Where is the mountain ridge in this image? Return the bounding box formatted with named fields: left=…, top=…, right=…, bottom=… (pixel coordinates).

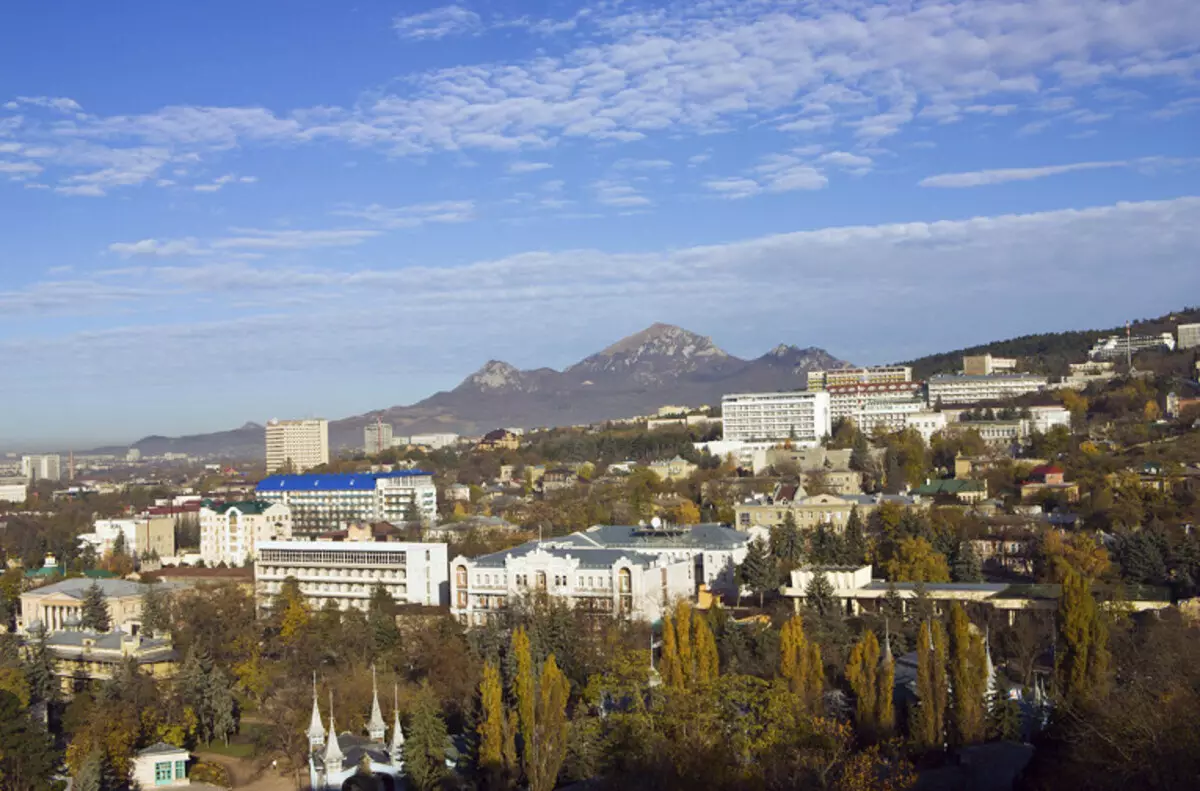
left=112, top=323, right=849, bottom=457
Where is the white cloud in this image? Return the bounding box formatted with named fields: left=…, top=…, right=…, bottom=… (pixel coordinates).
left=508, top=161, right=552, bottom=174
left=1153, top=97, right=1200, bottom=119
left=333, top=200, right=476, bottom=229
left=10, top=96, right=82, bottom=113
left=0, top=160, right=42, bottom=175
left=193, top=173, right=257, bottom=192
left=614, top=158, right=673, bottom=170
left=593, top=180, right=651, bottom=207
left=393, top=6, right=482, bottom=40
left=108, top=238, right=206, bottom=257
left=210, top=228, right=382, bottom=250
left=704, top=177, right=761, bottom=199
left=921, top=160, right=1129, bottom=187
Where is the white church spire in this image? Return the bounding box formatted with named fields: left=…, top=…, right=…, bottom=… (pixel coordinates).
left=984, top=626, right=998, bottom=701
left=323, top=690, right=344, bottom=774
left=390, top=683, right=405, bottom=764
left=367, top=665, right=387, bottom=742
left=307, top=673, right=326, bottom=749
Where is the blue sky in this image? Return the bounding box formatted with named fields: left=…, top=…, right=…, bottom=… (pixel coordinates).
left=1, top=0, right=1199, bottom=448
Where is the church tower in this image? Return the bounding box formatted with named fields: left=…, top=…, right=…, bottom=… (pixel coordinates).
left=307, top=674, right=326, bottom=751
left=367, top=665, right=387, bottom=742
left=390, top=683, right=405, bottom=767
left=323, top=691, right=344, bottom=777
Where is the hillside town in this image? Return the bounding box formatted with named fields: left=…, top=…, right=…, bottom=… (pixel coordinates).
left=0, top=315, right=1199, bottom=791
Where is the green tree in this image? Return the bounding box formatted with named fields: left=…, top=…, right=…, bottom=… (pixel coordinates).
left=770, top=512, right=803, bottom=567
left=368, top=582, right=400, bottom=657
left=737, top=538, right=776, bottom=607
left=140, top=581, right=172, bottom=638
left=884, top=537, right=951, bottom=583
left=1056, top=570, right=1110, bottom=702
left=406, top=681, right=449, bottom=791
left=23, top=631, right=58, bottom=706
left=988, top=695, right=1022, bottom=742
left=0, top=690, right=59, bottom=791
left=178, top=645, right=237, bottom=746
left=80, top=582, right=111, bottom=632
left=111, top=530, right=127, bottom=558
left=947, top=604, right=986, bottom=746
left=804, top=572, right=838, bottom=617
left=844, top=506, right=867, bottom=566
left=951, top=539, right=983, bottom=583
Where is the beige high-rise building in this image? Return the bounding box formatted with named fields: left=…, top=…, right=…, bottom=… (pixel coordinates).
left=265, top=418, right=329, bottom=473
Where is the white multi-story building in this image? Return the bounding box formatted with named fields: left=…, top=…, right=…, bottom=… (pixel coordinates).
left=363, top=422, right=393, bottom=455
left=0, top=477, right=27, bottom=503
left=266, top=419, right=330, bottom=474
left=905, top=411, right=948, bottom=443
left=1028, top=406, right=1071, bottom=433
left=806, top=366, right=912, bottom=390
left=200, top=501, right=293, bottom=567
left=1178, top=323, right=1200, bottom=350
left=451, top=542, right=692, bottom=626
left=21, top=454, right=61, bottom=482
left=256, top=471, right=437, bottom=536
left=962, top=354, right=1018, bottom=375
left=405, top=433, right=459, bottom=449
left=255, top=540, right=449, bottom=610
left=79, top=516, right=176, bottom=559
left=1088, top=332, right=1175, bottom=360
left=1056, top=360, right=1117, bottom=390
left=722, top=391, right=832, bottom=445
left=826, top=382, right=926, bottom=434
left=927, top=374, right=1048, bottom=406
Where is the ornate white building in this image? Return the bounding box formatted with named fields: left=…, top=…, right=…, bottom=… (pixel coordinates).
left=308, top=670, right=405, bottom=791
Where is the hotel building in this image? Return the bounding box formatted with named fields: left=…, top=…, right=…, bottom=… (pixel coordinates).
left=265, top=419, right=330, bottom=474
left=256, top=470, right=438, bottom=535
left=721, top=391, right=832, bottom=445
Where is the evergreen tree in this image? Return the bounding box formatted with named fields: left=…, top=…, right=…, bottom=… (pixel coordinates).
left=0, top=689, right=59, bottom=791
left=140, top=581, right=172, bottom=638
left=846, top=630, right=880, bottom=735
left=737, top=538, right=777, bottom=608
left=112, top=530, right=127, bottom=558
left=179, top=645, right=237, bottom=746
left=804, top=572, right=838, bottom=617
left=947, top=604, right=986, bottom=746
left=770, top=512, right=803, bottom=567
left=988, top=694, right=1022, bottom=742
left=80, top=582, right=111, bottom=632
left=24, top=631, right=58, bottom=706
left=844, top=507, right=867, bottom=566
left=368, top=583, right=400, bottom=657
left=1056, top=570, right=1110, bottom=702
left=406, top=682, right=449, bottom=791
left=882, top=582, right=905, bottom=624
left=527, top=654, right=570, bottom=791
left=659, top=616, right=683, bottom=689
left=951, top=540, right=983, bottom=583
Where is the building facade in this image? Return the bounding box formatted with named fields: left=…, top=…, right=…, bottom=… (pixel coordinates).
left=647, top=456, right=699, bottom=481
left=131, top=743, right=191, bottom=789
left=79, top=516, right=176, bottom=559
left=926, top=374, right=1048, bottom=406
left=905, top=411, right=948, bottom=443
left=255, top=540, right=449, bottom=610
left=722, top=391, right=832, bottom=445
left=308, top=678, right=405, bottom=791
left=18, top=578, right=167, bottom=634
left=1178, top=322, right=1200, bottom=350
left=735, top=492, right=919, bottom=531
left=21, top=454, right=62, bottom=482
left=47, top=630, right=178, bottom=695
left=807, top=366, right=912, bottom=390
left=256, top=471, right=438, bottom=535
left=265, top=419, right=330, bottom=474
left=451, top=542, right=692, bottom=625
left=363, top=422, right=393, bottom=455
left=1088, top=332, right=1175, bottom=360
left=0, top=478, right=27, bottom=503
left=962, top=355, right=1018, bottom=376
left=199, top=501, right=293, bottom=567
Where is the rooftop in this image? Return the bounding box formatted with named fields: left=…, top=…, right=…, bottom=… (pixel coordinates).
left=208, top=499, right=279, bottom=516
left=470, top=541, right=662, bottom=570
left=561, top=522, right=747, bottom=550
left=256, top=470, right=432, bottom=492
left=929, top=373, right=1047, bottom=383
left=23, top=577, right=151, bottom=599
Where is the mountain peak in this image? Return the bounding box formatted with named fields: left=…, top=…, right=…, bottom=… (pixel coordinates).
left=597, top=323, right=728, bottom=359
left=466, top=360, right=523, bottom=390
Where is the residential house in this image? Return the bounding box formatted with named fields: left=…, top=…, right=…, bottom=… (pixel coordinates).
left=1020, top=465, right=1080, bottom=503
left=541, top=467, right=579, bottom=493
left=647, top=456, right=698, bottom=481
left=477, top=429, right=520, bottom=451
left=735, top=492, right=919, bottom=532
left=911, top=478, right=989, bottom=504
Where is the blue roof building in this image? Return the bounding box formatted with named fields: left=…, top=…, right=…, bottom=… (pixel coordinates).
left=256, top=470, right=437, bottom=535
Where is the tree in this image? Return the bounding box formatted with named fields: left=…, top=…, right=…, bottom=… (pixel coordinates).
left=673, top=500, right=701, bottom=525
left=844, top=507, right=867, bottom=566
left=140, top=581, right=172, bottom=638
left=80, top=582, right=111, bottom=632
left=877, top=638, right=896, bottom=738
left=659, top=616, right=682, bottom=689
left=527, top=655, right=570, bottom=791
left=912, top=620, right=948, bottom=752
left=1056, top=570, right=1110, bottom=702
left=947, top=604, right=986, bottom=746
left=884, top=537, right=951, bottom=583
left=477, top=661, right=505, bottom=787
left=779, top=614, right=823, bottom=712
left=846, top=630, right=880, bottom=735
left=23, top=631, right=57, bottom=706
left=0, top=690, right=58, bottom=791
left=951, top=539, right=983, bottom=583
left=805, top=572, right=838, bottom=617
left=277, top=576, right=311, bottom=648
left=72, top=751, right=103, bottom=791
left=179, top=645, right=237, bottom=746
left=368, top=583, right=400, bottom=657
left=406, top=681, right=449, bottom=791
left=770, top=512, right=803, bottom=567
left=737, top=538, right=776, bottom=608
left=674, top=601, right=694, bottom=688
left=693, top=614, right=719, bottom=685
left=112, top=530, right=127, bottom=558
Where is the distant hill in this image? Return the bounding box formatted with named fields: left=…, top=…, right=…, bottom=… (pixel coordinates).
left=104, top=325, right=849, bottom=458
left=900, top=307, right=1200, bottom=380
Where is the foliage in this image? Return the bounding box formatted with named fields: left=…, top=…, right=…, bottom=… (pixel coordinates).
left=526, top=654, right=570, bottom=791
left=912, top=619, right=948, bottom=752
left=80, top=582, right=111, bottom=632
left=140, top=581, right=172, bottom=638
left=476, top=661, right=506, bottom=788
left=883, top=537, right=951, bottom=583
left=406, top=681, right=450, bottom=791
left=947, top=604, right=986, bottom=746
left=779, top=614, right=824, bottom=712
left=846, top=630, right=880, bottom=735
left=1056, top=570, right=1110, bottom=703
left=0, top=690, right=59, bottom=791
left=805, top=572, right=838, bottom=617
left=737, top=537, right=777, bottom=607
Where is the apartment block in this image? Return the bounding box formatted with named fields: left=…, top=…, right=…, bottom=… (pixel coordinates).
left=1088, top=332, right=1175, bottom=360
left=721, top=391, right=832, bottom=445
left=962, top=354, right=1018, bottom=375
left=807, top=366, right=912, bottom=390
left=256, top=470, right=438, bottom=535
left=265, top=419, right=329, bottom=474
left=255, top=540, right=449, bottom=610
left=826, top=381, right=926, bottom=434
left=926, top=373, right=1048, bottom=406
left=364, top=422, right=393, bottom=455
left=21, top=454, right=62, bottom=482
left=199, top=500, right=293, bottom=566
left=1178, top=322, right=1200, bottom=350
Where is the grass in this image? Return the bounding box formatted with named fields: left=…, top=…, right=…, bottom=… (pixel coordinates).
left=199, top=721, right=271, bottom=760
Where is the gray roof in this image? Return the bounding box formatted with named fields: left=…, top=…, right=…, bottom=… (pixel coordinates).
left=137, top=742, right=189, bottom=757
left=860, top=580, right=1009, bottom=594
left=46, top=629, right=176, bottom=663
left=554, top=522, right=747, bottom=551
left=23, top=577, right=149, bottom=599
left=471, top=541, right=661, bottom=570
left=929, top=373, right=1045, bottom=383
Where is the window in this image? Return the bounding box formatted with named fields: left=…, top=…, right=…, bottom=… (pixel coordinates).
left=155, top=762, right=173, bottom=783
left=175, top=760, right=186, bottom=779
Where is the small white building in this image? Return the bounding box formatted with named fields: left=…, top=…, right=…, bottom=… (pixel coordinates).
left=255, top=540, right=449, bottom=611
left=905, top=411, right=948, bottom=443
left=0, top=478, right=27, bottom=504
left=130, top=742, right=190, bottom=788
left=199, top=501, right=293, bottom=567
left=1028, top=405, right=1071, bottom=433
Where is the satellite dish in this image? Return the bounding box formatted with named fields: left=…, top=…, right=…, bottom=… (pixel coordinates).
left=651, top=516, right=662, bottom=529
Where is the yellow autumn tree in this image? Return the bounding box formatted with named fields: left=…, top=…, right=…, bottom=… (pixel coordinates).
left=674, top=600, right=694, bottom=687
left=846, top=630, right=880, bottom=734
left=477, top=661, right=505, bottom=785
left=780, top=613, right=823, bottom=711
left=693, top=612, right=720, bottom=684
left=673, top=500, right=701, bottom=525
left=660, top=614, right=683, bottom=689
left=884, top=537, right=951, bottom=583
left=877, top=639, right=896, bottom=737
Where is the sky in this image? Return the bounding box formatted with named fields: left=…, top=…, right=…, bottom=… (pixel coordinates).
left=1, top=0, right=1198, bottom=449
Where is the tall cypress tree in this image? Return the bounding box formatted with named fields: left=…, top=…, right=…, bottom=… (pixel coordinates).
left=877, top=637, right=896, bottom=737
left=477, top=661, right=504, bottom=785
left=405, top=682, right=449, bottom=791
left=659, top=616, right=682, bottom=689
left=846, top=630, right=880, bottom=735
left=1056, top=570, right=1110, bottom=701
left=673, top=601, right=694, bottom=687
left=912, top=620, right=948, bottom=751
left=693, top=613, right=719, bottom=684
left=947, top=604, right=986, bottom=746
